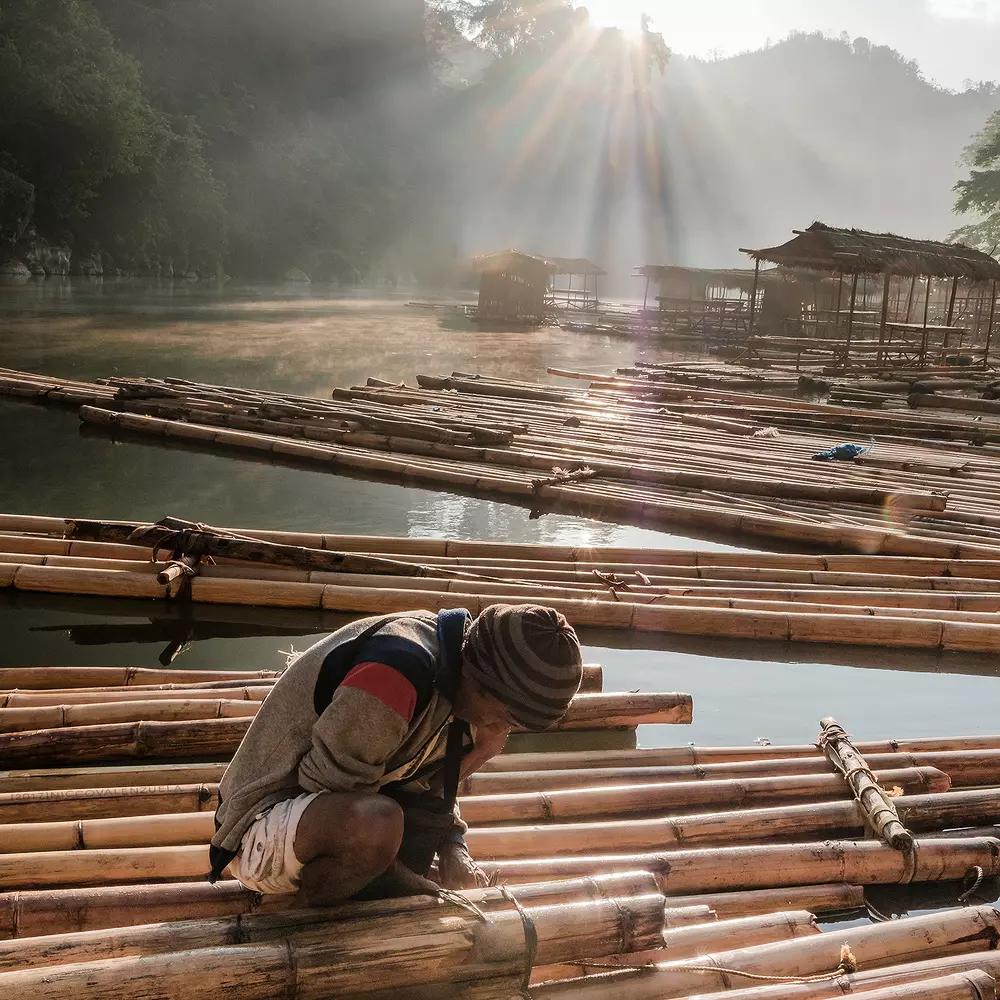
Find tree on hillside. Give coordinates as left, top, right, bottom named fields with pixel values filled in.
left=0, top=0, right=157, bottom=233
left=952, top=110, right=1000, bottom=255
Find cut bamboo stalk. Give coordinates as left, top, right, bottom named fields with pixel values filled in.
left=2, top=800, right=996, bottom=888
left=0, top=692, right=690, bottom=767
left=819, top=717, right=913, bottom=850
left=0, top=768, right=949, bottom=849
left=481, top=836, right=1000, bottom=893
left=0, top=764, right=227, bottom=795
left=536, top=910, right=821, bottom=981
left=0, top=884, right=677, bottom=970
left=532, top=904, right=1000, bottom=1000
left=0, top=783, right=220, bottom=824
left=463, top=750, right=1000, bottom=794
left=481, top=736, right=1000, bottom=772
left=658, top=884, right=864, bottom=920
left=465, top=789, right=1000, bottom=859
left=0, top=699, right=260, bottom=732
left=680, top=952, right=1000, bottom=1000
left=0, top=665, right=283, bottom=689
left=0, top=894, right=668, bottom=999
left=0, top=871, right=667, bottom=940
left=457, top=768, right=949, bottom=825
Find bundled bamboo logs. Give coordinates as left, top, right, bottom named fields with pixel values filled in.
left=0, top=768, right=949, bottom=848
left=10, top=513, right=1000, bottom=653
left=481, top=837, right=1000, bottom=892
left=0, top=894, right=669, bottom=1000
left=533, top=905, right=1000, bottom=1000
left=818, top=717, right=914, bottom=850
left=0, top=872, right=673, bottom=940
left=16, top=361, right=1000, bottom=556
left=680, top=951, right=1000, bottom=1000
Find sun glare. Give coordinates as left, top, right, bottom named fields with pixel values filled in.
left=582, top=1, right=648, bottom=38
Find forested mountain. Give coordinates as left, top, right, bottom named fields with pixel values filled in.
left=1, top=2, right=997, bottom=286
left=448, top=29, right=1000, bottom=289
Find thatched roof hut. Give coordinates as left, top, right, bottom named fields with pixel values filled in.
left=549, top=257, right=607, bottom=277
left=547, top=257, right=606, bottom=309
left=739, top=223, right=1000, bottom=365
left=742, top=222, right=1000, bottom=281
left=470, top=250, right=556, bottom=324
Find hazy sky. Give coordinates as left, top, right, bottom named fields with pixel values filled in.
left=586, top=0, right=1000, bottom=91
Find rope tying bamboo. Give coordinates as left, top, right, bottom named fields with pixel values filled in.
left=958, top=866, right=985, bottom=903
left=670, top=943, right=860, bottom=984
left=497, top=884, right=539, bottom=991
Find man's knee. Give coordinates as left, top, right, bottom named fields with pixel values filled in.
left=295, top=792, right=403, bottom=869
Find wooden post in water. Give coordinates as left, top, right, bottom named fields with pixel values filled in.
left=985, top=280, right=997, bottom=362
left=876, top=272, right=891, bottom=366
left=747, top=259, right=761, bottom=339
left=844, top=272, right=859, bottom=365
left=946, top=276, right=959, bottom=327
left=819, top=717, right=913, bottom=850
left=920, top=276, right=933, bottom=366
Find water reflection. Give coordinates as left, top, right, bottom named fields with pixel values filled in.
left=3, top=282, right=1000, bottom=747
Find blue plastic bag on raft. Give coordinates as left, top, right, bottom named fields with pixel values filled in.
left=811, top=438, right=875, bottom=462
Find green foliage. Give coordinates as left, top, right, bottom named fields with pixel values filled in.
left=2, top=0, right=433, bottom=277
left=952, top=110, right=1000, bottom=255
left=0, top=0, right=158, bottom=232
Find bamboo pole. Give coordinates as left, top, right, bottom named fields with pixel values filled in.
left=0, top=871, right=667, bottom=941
left=533, top=905, right=1000, bottom=1000
left=464, top=750, right=1000, bottom=795
left=481, top=836, right=1000, bottom=893
left=0, top=894, right=668, bottom=1000
left=2, top=797, right=993, bottom=888
left=464, top=788, right=1000, bottom=860
left=679, top=951, right=1000, bottom=1000
left=658, top=883, right=864, bottom=920
left=0, top=783, right=220, bottom=824
left=457, top=768, right=949, bottom=826
left=680, top=972, right=998, bottom=1000
left=534, top=910, right=821, bottom=984
left=0, top=768, right=949, bottom=849
left=819, top=717, right=913, bottom=850
left=481, top=736, right=1000, bottom=772
left=0, top=884, right=675, bottom=970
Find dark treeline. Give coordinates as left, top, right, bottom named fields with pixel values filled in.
left=0, top=0, right=433, bottom=281
left=1, top=0, right=998, bottom=285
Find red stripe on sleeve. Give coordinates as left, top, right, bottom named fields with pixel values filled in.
left=340, top=662, right=418, bottom=721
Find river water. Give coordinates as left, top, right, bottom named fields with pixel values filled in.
left=3, top=279, right=1000, bottom=750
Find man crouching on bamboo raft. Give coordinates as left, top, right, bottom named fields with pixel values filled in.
left=208, top=604, right=583, bottom=902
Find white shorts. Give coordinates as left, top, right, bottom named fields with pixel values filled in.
left=230, top=791, right=323, bottom=894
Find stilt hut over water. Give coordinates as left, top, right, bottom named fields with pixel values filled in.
left=632, top=265, right=766, bottom=339
left=740, top=222, right=1000, bottom=369
left=547, top=258, right=606, bottom=310
left=470, top=250, right=556, bottom=325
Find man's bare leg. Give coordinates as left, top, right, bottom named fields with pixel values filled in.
left=293, top=792, right=410, bottom=905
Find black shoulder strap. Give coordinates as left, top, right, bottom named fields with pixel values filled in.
left=312, top=612, right=416, bottom=716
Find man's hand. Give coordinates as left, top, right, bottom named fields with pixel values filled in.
left=437, top=840, right=485, bottom=890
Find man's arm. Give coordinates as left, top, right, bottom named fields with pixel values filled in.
left=298, top=660, right=416, bottom=793
left=437, top=722, right=511, bottom=889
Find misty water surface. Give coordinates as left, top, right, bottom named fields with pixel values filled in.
left=2, top=280, right=999, bottom=750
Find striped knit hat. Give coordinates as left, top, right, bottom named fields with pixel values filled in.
left=462, top=604, right=583, bottom=731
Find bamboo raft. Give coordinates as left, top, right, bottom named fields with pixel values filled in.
left=1, top=659, right=999, bottom=998
left=14, top=363, right=1000, bottom=555
left=11, top=513, right=1000, bottom=654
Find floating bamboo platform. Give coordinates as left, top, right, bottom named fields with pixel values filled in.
left=10, top=513, right=1000, bottom=654
left=0, top=655, right=999, bottom=998
left=14, top=362, right=1000, bottom=555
